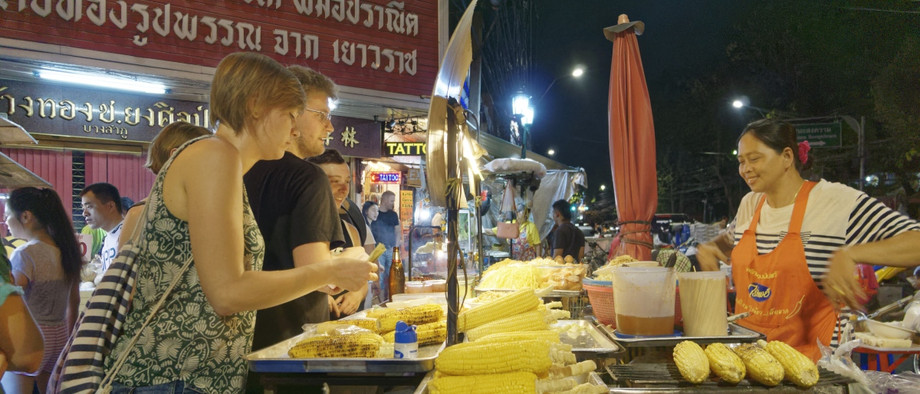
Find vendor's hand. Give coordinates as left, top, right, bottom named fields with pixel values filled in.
left=336, top=289, right=366, bottom=316
left=0, top=349, right=8, bottom=378
left=330, top=257, right=378, bottom=292
left=328, top=295, right=342, bottom=319
left=821, top=247, right=866, bottom=312
left=696, top=242, right=728, bottom=271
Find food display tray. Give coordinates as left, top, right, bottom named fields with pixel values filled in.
left=590, top=317, right=765, bottom=348
left=552, top=319, right=622, bottom=354
left=605, top=363, right=852, bottom=392
left=246, top=331, right=445, bottom=374
left=412, top=370, right=606, bottom=394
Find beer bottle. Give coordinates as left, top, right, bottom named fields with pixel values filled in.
left=388, top=246, right=405, bottom=300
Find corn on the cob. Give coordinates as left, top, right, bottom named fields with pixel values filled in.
left=764, top=340, right=819, bottom=388
left=435, top=339, right=555, bottom=375
left=733, top=343, right=784, bottom=386
left=704, top=343, right=746, bottom=384
left=464, top=309, right=548, bottom=341
left=288, top=332, right=384, bottom=358
left=458, top=289, right=540, bottom=332
left=314, top=319, right=378, bottom=334
left=366, top=303, right=443, bottom=332
left=535, top=376, right=577, bottom=392
left=474, top=330, right=560, bottom=344
left=673, top=340, right=710, bottom=384
left=382, top=320, right=447, bottom=345
left=428, top=371, right=536, bottom=394
left=552, top=383, right=610, bottom=394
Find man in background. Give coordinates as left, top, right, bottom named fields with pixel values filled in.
left=244, top=65, right=344, bottom=352
left=80, top=183, right=124, bottom=271
left=309, top=149, right=374, bottom=315
left=551, top=199, right=585, bottom=261
left=371, top=190, right=401, bottom=301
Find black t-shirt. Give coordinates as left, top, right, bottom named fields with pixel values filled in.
left=371, top=209, right=400, bottom=247
left=244, top=152, right=344, bottom=350
left=553, top=221, right=585, bottom=259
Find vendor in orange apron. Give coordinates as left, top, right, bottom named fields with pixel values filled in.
left=731, top=181, right=837, bottom=361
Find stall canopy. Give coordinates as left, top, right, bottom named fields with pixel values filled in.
left=0, top=117, right=50, bottom=189
left=604, top=15, right=658, bottom=261
left=0, top=117, right=38, bottom=145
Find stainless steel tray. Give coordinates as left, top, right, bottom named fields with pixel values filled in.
left=553, top=319, right=622, bottom=354
left=590, top=317, right=765, bottom=348
left=605, top=363, right=852, bottom=392
left=246, top=332, right=445, bottom=373
left=413, top=370, right=606, bottom=394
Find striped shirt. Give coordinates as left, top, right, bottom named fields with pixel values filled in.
left=731, top=179, right=920, bottom=344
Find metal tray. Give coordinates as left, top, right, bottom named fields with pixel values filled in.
left=553, top=319, right=622, bottom=354
left=246, top=331, right=445, bottom=374
left=475, top=287, right=584, bottom=298
left=590, top=317, right=765, bottom=348
left=413, top=370, right=606, bottom=394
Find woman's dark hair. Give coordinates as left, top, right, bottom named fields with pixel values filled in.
left=361, top=201, right=378, bottom=225
left=738, top=119, right=812, bottom=172
left=7, top=187, right=83, bottom=283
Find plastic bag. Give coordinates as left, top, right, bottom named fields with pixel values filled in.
left=817, top=338, right=870, bottom=388
left=864, top=370, right=920, bottom=394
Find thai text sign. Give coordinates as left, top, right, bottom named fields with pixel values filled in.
left=1, top=79, right=382, bottom=157
left=0, top=0, right=439, bottom=97
left=794, top=122, right=841, bottom=147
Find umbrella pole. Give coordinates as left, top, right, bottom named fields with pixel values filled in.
left=445, top=99, right=461, bottom=345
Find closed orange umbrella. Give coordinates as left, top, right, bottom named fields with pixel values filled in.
left=604, top=14, right=657, bottom=261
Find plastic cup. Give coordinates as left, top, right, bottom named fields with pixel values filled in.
left=677, top=271, right=728, bottom=337
left=613, top=266, right=676, bottom=336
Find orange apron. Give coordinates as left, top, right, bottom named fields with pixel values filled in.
left=731, top=181, right=837, bottom=361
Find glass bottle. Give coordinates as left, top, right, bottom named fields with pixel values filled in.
left=388, top=246, right=405, bottom=300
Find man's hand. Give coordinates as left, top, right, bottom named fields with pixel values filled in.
left=336, top=289, right=366, bottom=316
left=821, top=247, right=866, bottom=312
left=696, top=242, right=729, bottom=272
left=328, top=295, right=342, bottom=319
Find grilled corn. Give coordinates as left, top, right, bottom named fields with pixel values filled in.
left=733, top=343, right=784, bottom=386
left=366, top=303, right=443, bottom=332
left=763, top=340, right=819, bottom=388
left=673, top=340, right=710, bottom=383
left=704, top=343, right=746, bottom=384
left=383, top=320, right=447, bottom=345
left=287, top=332, right=384, bottom=358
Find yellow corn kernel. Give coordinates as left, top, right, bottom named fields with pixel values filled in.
left=464, top=310, right=548, bottom=341
left=704, top=343, right=746, bottom=384
left=733, top=343, right=784, bottom=386
left=458, top=289, right=540, bottom=332
left=673, top=340, right=710, bottom=384
left=473, top=330, right=560, bottom=344
left=435, top=340, right=554, bottom=375
left=382, top=320, right=447, bottom=346
left=428, top=371, right=536, bottom=394
left=367, top=303, right=444, bottom=332
left=287, top=332, right=383, bottom=358
left=764, top=340, right=819, bottom=388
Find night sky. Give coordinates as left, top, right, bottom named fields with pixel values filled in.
left=526, top=0, right=750, bottom=195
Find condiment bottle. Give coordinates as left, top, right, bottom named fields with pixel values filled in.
left=393, top=320, right=418, bottom=359
left=388, top=246, right=405, bottom=300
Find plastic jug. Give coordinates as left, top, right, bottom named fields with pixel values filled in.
left=394, top=321, right=418, bottom=359
left=613, top=266, right=676, bottom=336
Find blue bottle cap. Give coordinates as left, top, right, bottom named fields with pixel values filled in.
left=394, top=320, right=417, bottom=343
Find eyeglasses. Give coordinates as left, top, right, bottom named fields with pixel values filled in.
left=304, top=107, right=332, bottom=121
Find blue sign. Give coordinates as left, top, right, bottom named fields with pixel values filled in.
left=748, top=283, right=772, bottom=302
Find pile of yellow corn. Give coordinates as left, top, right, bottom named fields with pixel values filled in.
left=672, top=339, right=819, bottom=388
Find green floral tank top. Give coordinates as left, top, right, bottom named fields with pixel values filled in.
left=105, top=137, right=264, bottom=393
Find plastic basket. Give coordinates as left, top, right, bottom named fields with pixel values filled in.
left=583, top=278, right=616, bottom=327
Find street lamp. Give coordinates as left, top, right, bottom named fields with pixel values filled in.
left=537, top=66, right=586, bottom=104
left=547, top=148, right=555, bottom=156
left=731, top=97, right=768, bottom=118
left=512, top=92, right=533, bottom=159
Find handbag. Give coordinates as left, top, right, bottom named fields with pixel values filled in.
left=496, top=181, right=520, bottom=240
left=50, top=191, right=193, bottom=393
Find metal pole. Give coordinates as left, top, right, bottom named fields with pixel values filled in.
left=859, top=116, right=866, bottom=191
left=519, top=118, right=527, bottom=159
left=446, top=99, right=460, bottom=346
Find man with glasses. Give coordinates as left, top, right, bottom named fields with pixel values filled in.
left=244, top=65, right=344, bottom=353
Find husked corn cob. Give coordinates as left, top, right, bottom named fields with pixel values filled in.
left=314, top=319, right=378, bottom=334
left=733, top=343, right=784, bottom=386
left=458, top=289, right=540, bottom=332
left=553, top=383, right=610, bottom=394
left=673, top=341, right=710, bottom=384
left=704, top=343, right=746, bottom=384
left=428, top=371, right=536, bottom=394
left=435, top=339, right=555, bottom=375
left=474, top=330, right=560, bottom=344
left=366, top=304, right=443, bottom=332
left=383, top=320, right=447, bottom=345
left=288, top=332, right=384, bottom=358
left=464, top=309, right=548, bottom=341
left=764, top=340, right=819, bottom=388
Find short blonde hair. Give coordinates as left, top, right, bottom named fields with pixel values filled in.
left=145, top=122, right=212, bottom=174
left=209, top=52, right=306, bottom=134
left=287, top=65, right=338, bottom=100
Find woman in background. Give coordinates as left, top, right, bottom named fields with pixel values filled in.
left=3, top=187, right=82, bottom=393
left=362, top=201, right=379, bottom=228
